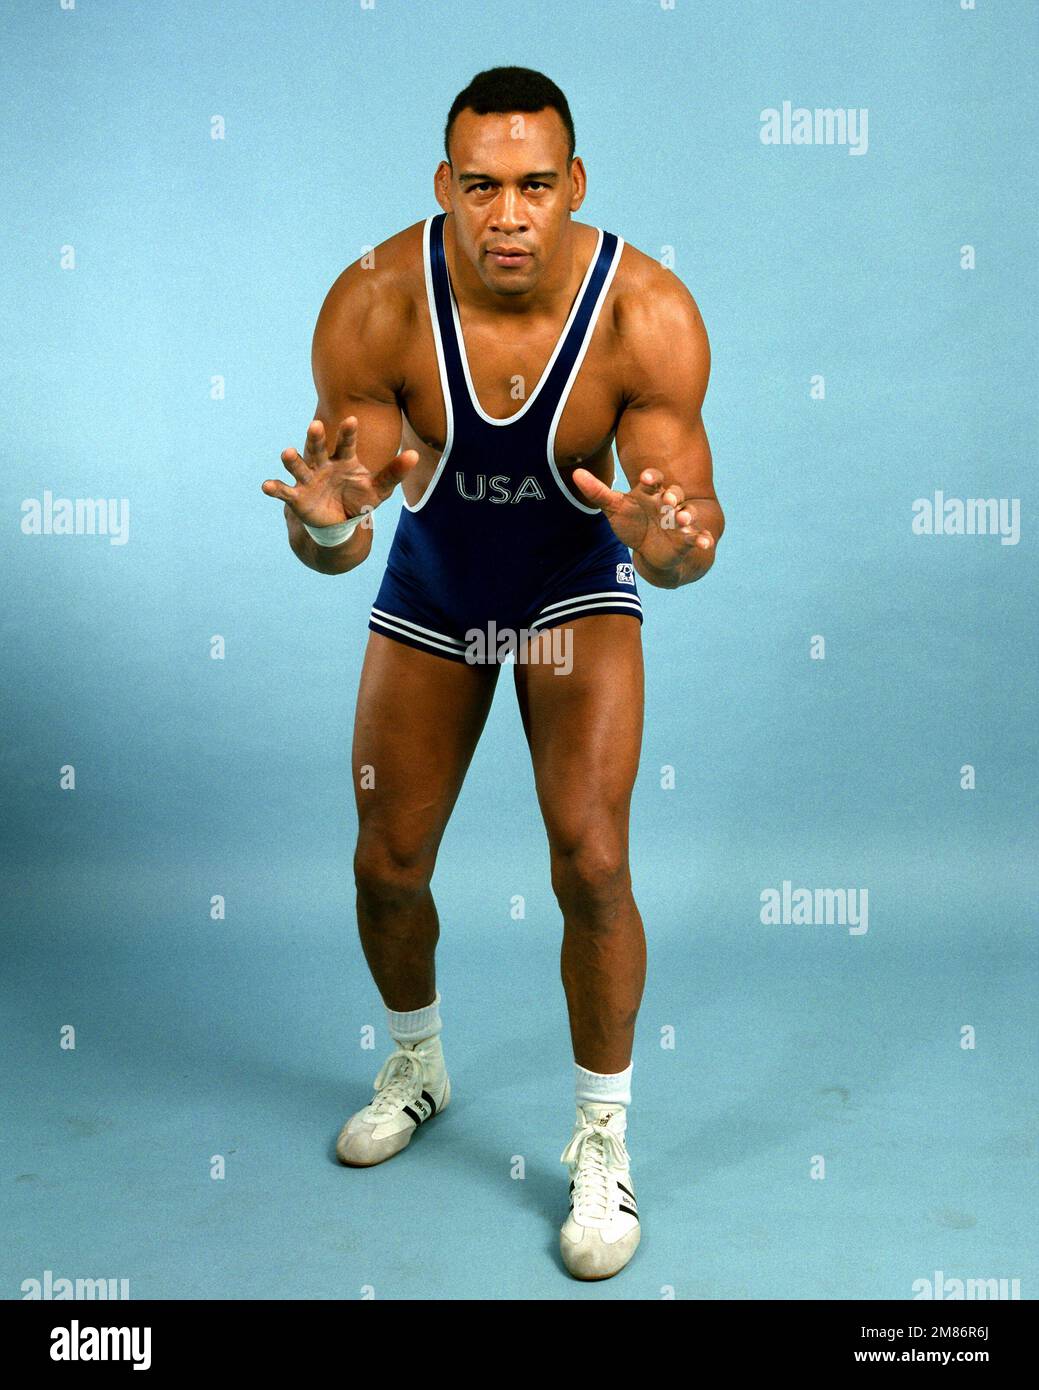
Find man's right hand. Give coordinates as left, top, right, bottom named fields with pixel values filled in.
left=261, top=416, right=419, bottom=529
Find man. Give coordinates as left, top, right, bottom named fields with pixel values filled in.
left=261, top=66, right=723, bottom=1282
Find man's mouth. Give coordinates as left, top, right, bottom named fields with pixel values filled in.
left=488, top=247, right=531, bottom=267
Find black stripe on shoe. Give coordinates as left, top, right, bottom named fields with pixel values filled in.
left=618, top=1182, right=636, bottom=1203
left=619, top=1205, right=640, bottom=1221
left=421, top=1090, right=438, bottom=1116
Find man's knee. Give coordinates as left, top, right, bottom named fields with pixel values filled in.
left=549, top=835, right=631, bottom=912
left=354, top=834, right=435, bottom=907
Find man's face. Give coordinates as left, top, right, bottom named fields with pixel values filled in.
left=436, top=107, right=585, bottom=295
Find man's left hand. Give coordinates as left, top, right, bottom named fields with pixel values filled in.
left=572, top=466, right=716, bottom=584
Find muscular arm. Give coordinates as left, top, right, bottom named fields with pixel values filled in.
left=286, top=259, right=411, bottom=575
left=613, top=266, right=724, bottom=588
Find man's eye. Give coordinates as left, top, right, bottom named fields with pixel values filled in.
left=469, top=182, right=547, bottom=193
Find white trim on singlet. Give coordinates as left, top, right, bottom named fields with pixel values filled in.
left=529, top=594, right=643, bottom=630
left=538, top=588, right=642, bottom=613
left=369, top=605, right=468, bottom=655
left=545, top=233, right=626, bottom=514
left=402, top=216, right=456, bottom=514
left=445, top=226, right=605, bottom=427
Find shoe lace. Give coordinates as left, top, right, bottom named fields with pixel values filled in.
left=367, top=1046, right=424, bottom=1118
left=559, top=1114, right=629, bottom=1222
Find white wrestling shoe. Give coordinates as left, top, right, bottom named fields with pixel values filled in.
left=336, top=1034, right=451, bottom=1167
left=559, top=1101, right=641, bottom=1280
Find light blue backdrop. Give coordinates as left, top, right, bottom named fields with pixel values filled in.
left=2, top=0, right=1035, bottom=1301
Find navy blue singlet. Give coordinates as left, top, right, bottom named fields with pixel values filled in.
left=368, top=212, right=643, bottom=662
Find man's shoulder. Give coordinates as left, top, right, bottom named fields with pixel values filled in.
left=601, top=232, right=709, bottom=400
left=322, top=218, right=426, bottom=311
left=349, top=218, right=428, bottom=285
left=608, top=233, right=706, bottom=343
left=313, top=220, right=427, bottom=370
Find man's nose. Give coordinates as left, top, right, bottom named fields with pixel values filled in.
left=492, top=188, right=528, bottom=231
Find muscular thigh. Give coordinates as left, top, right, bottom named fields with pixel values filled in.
left=353, top=632, right=499, bottom=862
left=514, top=615, right=644, bottom=852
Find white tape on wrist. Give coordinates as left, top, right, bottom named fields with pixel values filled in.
left=302, top=512, right=366, bottom=547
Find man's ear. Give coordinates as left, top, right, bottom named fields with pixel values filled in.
left=434, top=161, right=453, bottom=213
left=569, top=156, right=587, bottom=212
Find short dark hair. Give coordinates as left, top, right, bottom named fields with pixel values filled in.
left=444, top=66, right=575, bottom=165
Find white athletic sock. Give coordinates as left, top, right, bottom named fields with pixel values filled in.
left=384, top=989, right=442, bottom=1045
left=574, top=1060, right=632, bottom=1108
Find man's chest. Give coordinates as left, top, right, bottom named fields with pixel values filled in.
left=398, top=300, right=625, bottom=470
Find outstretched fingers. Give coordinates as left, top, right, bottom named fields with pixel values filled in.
left=261, top=438, right=311, bottom=503
left=630, top=467, right=667, bottom=508
left=370, top=448, right=419, bottom=500
left=260, top=477, right=300, bottom=504
left=656, top=477, right=714, bottom=550
left=278, top=444, right=310, bottom=482
left=331, top=416, right=359, bottom=463
left=571, top=466, right=626, bottom=514
left=659, top=481, right=696, bottom=529
left=303, top=418, right=331, bottom=467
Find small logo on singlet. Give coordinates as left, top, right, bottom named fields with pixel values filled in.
left=616, top=563, right=635, bottom=585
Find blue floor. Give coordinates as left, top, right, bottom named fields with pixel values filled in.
left=5, top=818, right=1035, bottom=1301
